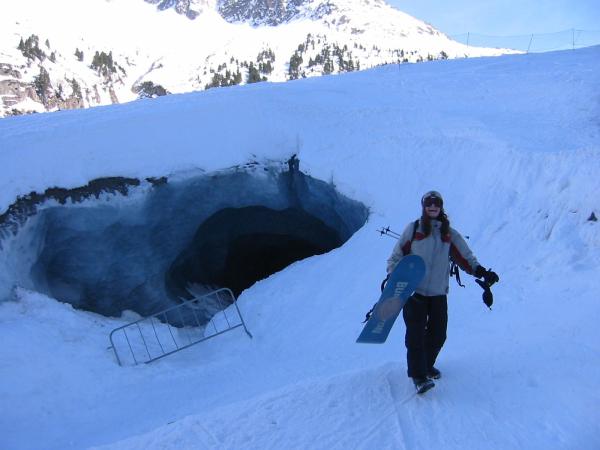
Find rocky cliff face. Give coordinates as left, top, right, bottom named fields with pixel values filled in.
left=144, top=0, right=212, bottom=19
left=217, top=0, right=306, bottom=25
left=0, top=63, right=85, bottom=116
left=145, top=0, right=364, bottom=26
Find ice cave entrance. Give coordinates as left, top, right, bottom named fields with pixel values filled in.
left=166, top=205, right=343, bottom=300
left=2, top=162, right=369, bottom=323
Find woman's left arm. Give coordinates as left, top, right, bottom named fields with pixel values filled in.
left=449, top=228, right=480, bottom=275
left=450, top=228, right=499, bottom=283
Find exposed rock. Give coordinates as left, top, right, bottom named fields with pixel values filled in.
left=0, top=177, right=143, bottom=239
left=145, top=0, right=210, bottom=19
left=0, top=63, right=22, bottom=79
left=218, top=0, right=306, bottom=26
left=109, top=85, right=119, bottom=104
left=0, top=78, right=42, bottom=108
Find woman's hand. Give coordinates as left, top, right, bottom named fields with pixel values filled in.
left=475, top=266, right=499, bottom=285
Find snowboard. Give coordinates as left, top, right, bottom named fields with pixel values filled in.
left=356, top=254, right=426, bottom=344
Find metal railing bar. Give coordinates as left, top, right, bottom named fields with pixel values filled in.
left=136, top=323, right=152, bottom=361
left=210, top=303, right=220, bottom=334
left=144, top=324, right=245, bottom=364
left=164, top=312, right=180, bottom=350
left=150, top=317, right=166, bottom=356
left=109, top=287, right=252, bottom=366
left=177, top=308, right=193, bottom=345
left=108, top=294, right=218, bottom=334
left=123, top=328, right=138, bottom=365
left=215, top=290, right=232, bottom=328
left=109, top=328, right=123, bottom=366
left=190, top=307, right=203, bottom=328
left=232, top=299, right=253, bottom=339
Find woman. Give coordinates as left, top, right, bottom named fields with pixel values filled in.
left=386, top=191, right=499, bottom=394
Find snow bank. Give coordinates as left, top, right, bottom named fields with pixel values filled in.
left=0, top=47, right=599, bottom=450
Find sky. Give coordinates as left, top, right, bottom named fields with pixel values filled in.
left=388, top=0, right=600, bottom=36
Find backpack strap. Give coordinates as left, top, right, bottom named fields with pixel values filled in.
left=450, top=261, right=465, bottom=287
left=411, top=219, right=419, bottom=241
left=402, top=219, right=420, bottom=256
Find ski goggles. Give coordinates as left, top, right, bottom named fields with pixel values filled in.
left=423, top=197, right=443, bottom=207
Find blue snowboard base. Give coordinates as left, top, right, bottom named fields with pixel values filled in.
left=356, top=254, right=426, bottom=344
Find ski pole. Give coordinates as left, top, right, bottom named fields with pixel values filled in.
left=377, top=226, right=401, bottom=240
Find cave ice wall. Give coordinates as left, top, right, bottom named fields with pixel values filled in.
left=0, top=164, right=368, bottom=323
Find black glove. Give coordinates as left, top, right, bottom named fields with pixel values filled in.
left=484, top=269, right=499, bottom=286
left=475, top=266, right=499, bottom=286
left=482, top=286, right=494, bottom=308
left=475, top=279, right=494, bottom=308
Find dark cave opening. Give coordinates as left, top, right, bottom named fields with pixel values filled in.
left=166, top=206, right=343, bottom=301
left=223, top=233, right=327, bottom=296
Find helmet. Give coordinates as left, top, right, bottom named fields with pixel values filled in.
left=421, top=190, right=443, bottom=207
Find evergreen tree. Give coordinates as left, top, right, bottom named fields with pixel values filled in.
left=136, top=81, right=169, bottom=98
left=70, top=78, right=82, bottom=100
left=17, top=35, right=46, bottom=61
left=91, top=51, right=117, bottom=77
left=247, top=63, right=264, bottom=83
left=256, top=49, right=275, bottom=76
left=288, top=52, right=303, bottom=80
left=205, top=73, right=223, bottom=89
left=233, top=71, right=242, bottom=85
left=34, top=66, right=51, bottom=101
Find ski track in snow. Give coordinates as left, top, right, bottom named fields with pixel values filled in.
left=92, top=365, right=413, bottom=450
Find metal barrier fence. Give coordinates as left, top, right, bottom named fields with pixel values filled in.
left=450, top=29, right=600, bottom=53
left=109, top=288, right=252, bottom=366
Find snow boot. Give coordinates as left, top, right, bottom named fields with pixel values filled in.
left=413, top=377, right=435, bottom=394
left=427, top=367, right=441, bottom=380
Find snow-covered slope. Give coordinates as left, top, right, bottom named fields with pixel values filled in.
left=0, top=0, right=514, bottom=117
left=0, top=47, right=599, bottom=450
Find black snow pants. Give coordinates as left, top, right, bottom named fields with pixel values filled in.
left=402, top=293, right=448, bottom=378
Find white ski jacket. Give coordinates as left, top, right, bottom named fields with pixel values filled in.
left=386, top=219, right=480, bottom=296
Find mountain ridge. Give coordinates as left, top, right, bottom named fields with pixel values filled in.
left=0, top=0, right=513, bottom=117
